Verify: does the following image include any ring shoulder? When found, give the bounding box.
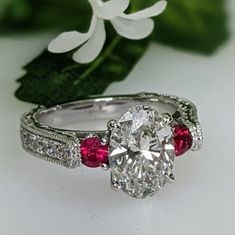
[20,108,81,168]
[137,92,203,151]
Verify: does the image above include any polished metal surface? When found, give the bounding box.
[20,92,203,169]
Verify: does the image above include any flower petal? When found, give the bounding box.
[121,0,167,20]
[48,16,97,53]
[48,31,90,53]
[111,17,154,40]
[73,18,106,64]
[89,0,130,20]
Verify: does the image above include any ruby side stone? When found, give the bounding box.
[80,137,109,168]
[173,125,193,156]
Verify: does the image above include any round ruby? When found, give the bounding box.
[80,137,109,168]
[173,125,193,157]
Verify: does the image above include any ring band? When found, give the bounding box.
[20,92,203,199]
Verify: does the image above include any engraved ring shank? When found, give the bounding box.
[20,93,203,169]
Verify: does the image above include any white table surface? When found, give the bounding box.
[0,1,235,235]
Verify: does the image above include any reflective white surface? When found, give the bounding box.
[0,1,235,234]
[38,98,176,130]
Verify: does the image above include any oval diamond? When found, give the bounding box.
[109,106,175,199]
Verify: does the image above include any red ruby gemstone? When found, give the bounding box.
[80,137,109,168]
[173,125,193,157]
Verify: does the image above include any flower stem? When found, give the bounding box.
[74,36,121,86]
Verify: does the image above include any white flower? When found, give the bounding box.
[48,0,167,64]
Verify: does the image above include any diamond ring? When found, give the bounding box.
[20,92,203,199]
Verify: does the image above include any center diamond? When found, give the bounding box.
[109,105,175,199]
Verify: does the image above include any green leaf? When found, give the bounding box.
[15,36,149,106]
[6,0,230,106]
[153,0,229,54]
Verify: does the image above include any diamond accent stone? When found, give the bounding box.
[20,129,81,168]
[109,106,175,199]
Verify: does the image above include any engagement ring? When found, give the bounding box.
[20,92,203,199]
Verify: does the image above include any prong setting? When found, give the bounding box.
[164,173,175,184]
[101,163,110,171]
[161,113,173,126]
[107,119,119,131]
[111,178,123,191]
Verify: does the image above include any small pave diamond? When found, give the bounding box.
[46,142,59,158]
[20,129,81,168]
[62,145,81,168]
[109,106,175,199]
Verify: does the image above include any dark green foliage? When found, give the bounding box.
[0,0,91,32]
[154,0,229,54]
[15,36,149,106]
[0,0,229,105]
[0,0,228,54]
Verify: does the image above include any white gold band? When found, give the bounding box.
[20,92,203,168]
[20,92,203,198]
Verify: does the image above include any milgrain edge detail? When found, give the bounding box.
[20,110,81,168]
[20,93,203,168]
[137,92,203,151]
